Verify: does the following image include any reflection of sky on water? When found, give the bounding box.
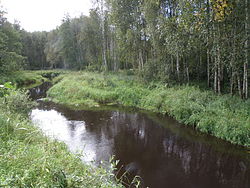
[30,109,108,163]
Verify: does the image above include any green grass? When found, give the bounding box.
[47,71,250,147]
[0,70,67,88]
[0,87,123,187]
[0,71,46,88]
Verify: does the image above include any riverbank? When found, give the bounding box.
[47,72,250,147]
[0,85,122,187]
[0,70,66,88]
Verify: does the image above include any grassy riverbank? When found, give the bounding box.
[0,86,122,187]
[48,72,250,147]
[0,70,66,88]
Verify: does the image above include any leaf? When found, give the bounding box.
[4,82,14,89]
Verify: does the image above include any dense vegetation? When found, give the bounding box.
[48,72,250,147]
[0,10,25,73]
[0,81,122,187]
[0,70,67,89]
[1,0,249,98]
[0,0,249,186]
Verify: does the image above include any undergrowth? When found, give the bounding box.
[0,70,67,88]
[47,72,250,147]
[0,84,122,187]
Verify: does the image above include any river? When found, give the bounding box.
[29,82,250,188]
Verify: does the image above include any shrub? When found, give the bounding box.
[3,89,35,114]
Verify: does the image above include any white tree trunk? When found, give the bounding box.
[176,51,180,81]
[243,0,249,99]
[100,0,107,71]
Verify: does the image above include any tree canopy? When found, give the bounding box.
[0,0,249,98]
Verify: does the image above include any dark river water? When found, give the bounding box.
[29,83,250,188]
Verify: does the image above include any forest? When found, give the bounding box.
[1,0,249,98]
[0,0,250,187]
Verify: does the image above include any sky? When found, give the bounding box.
[1,0,92,32]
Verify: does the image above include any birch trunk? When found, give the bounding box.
[230,22,237,96]
[185,58,190,84]
[237,73,242,98]
[243,0,249,99]
[214,56,218,93]
[100,0,107,71]
[206,0,210,87]
[207,49,210,87]
[171,55,174,73]
[177,51,180,81]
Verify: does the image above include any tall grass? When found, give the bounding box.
[0,86,122,187]
[48,72,250,147]
[0,70,67,88]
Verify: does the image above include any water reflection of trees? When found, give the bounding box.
[104,111,249,188]
[39,105,249,188]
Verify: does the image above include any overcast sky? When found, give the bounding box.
[1,0,92,32]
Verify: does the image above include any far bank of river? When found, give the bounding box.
[47,72,250,147]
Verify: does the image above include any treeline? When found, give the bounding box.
[0,10,25,72]
[0,0,249,98]
[0,9,48,71]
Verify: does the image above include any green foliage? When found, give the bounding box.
[21,31,49,69]
[0,51,25,73]
[0,71,44,88]
[0,70,66,89]
[3,0,249,98]
[47,72,250,147]
[48,72,117,106]
[0,10,25,73]
[0,82,14,97]
[0,81,35,113]
[4,89,36,114]
[0,88,122,187]
[43,11,103,70]
[115,86,148,106]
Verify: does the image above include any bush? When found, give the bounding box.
[0,83,36,114]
